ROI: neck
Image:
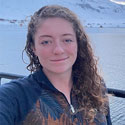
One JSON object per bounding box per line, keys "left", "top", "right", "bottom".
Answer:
{"left": 43, "top": 69, "right": 73, "bottom": 103}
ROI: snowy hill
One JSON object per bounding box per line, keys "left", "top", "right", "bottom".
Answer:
{"left": 0, "top": 0, "right": 125, "bottom": 27}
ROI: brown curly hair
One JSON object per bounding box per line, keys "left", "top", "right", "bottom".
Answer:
{"left": 23, "top": 5, "right": 108, "bottom": 123}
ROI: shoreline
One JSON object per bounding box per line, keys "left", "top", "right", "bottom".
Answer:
{"left": 0, "top": 24, "right": 125, "bottom": 35}
{"left": 0, "top": 22, "right": 125, "bottom": 28}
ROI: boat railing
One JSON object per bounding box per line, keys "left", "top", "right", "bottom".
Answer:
{"left": 0, "top": 72, "right": 125, "bottom": 98}
{"left": 0, "top": 72, "right": 25, "bottom": 84}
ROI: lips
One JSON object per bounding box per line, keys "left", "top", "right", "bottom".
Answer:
{"left": 50, "top": 57, "right": 69, "bottom": 62}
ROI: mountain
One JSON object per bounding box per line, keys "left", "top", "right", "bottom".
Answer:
{"left": 0, "top": 0, "right": 125, "bottom": 27}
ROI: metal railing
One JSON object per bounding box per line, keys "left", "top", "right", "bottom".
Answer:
{"left": 107, "top": 88, "right": 125, "bottom": 98}
{"left": 0, "top": 72, "right": 125, "bottom": 98}
{"left": 0, "top": 72, "right": 25, "bottom": 84}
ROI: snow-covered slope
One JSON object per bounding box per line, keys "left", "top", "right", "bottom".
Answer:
{"left": 0, "top": 0, "right": 125, "bottom": 27}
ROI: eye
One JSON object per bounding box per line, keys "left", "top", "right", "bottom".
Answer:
{"left": 64, "top": 39, "right": 73, "bottom": 43}
{"left": 41, "top": 40, "right": 52, "bottom": 45}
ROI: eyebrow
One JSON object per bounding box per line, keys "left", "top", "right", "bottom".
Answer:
{"left": 39, "top": 35, "right": 52, "bottom": 38}
{"left": 62, "top": 33, "right": 74, "bottom": 36}
{"left": 39, "top": 33, "right": 75, "bottom": 38}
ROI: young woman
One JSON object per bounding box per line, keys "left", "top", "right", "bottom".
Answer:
{"left": 0, "top": 5, "right": 112, "bottom": 125}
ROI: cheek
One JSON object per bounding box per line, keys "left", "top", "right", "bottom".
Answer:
{"left": 71, "top": 43, "right": 78, "bottom": 56}
{"left": 36, "top": 48, "right": 51, "bottom": 60}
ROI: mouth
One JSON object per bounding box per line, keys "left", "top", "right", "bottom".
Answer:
{"left": 50, "top": 57, "right": 69, "bottom": 62}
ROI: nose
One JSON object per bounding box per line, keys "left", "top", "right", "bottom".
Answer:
{"left": 53, "top": 42, "right": 64, "bottom": 55}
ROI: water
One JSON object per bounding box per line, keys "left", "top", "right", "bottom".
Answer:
{"left": 0, "top": 25, "right": 125, "bottom": 124}
{"left": 86, "top": 28, "right": 125, "bottom": 125}
{"left": 86, "top": 27, "right": 125, "bottom": 90}
{"left": 0, "top": 24, "right": 29, "bottom": 76}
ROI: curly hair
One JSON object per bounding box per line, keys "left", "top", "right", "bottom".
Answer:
{"left": 23, "top": 5, "right": 108, "bottom": 123}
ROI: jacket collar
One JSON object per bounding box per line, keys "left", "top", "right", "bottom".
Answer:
{"left": 33, "top": 67, "right": 58, "bottom": 92}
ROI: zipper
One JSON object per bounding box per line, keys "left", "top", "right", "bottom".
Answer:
{"left": 69, "top": 88, "right": 75, "bottom": 114}
{"left": 70, "top": 104, "right": 75, "bottom": 113}
{"left": 45, "top": 81, "right": 76, "bottom": 114}
{"left": 59, "top": 91, "right": 75, "bottom": 114}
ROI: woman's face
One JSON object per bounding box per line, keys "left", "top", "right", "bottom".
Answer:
{"left": 33, "top": 17, "right": 77, "bottom": 74}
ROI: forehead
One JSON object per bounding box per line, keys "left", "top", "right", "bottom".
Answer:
{"left": 36, "top": 17, "right": 75, "bottom": 34}
{"left": 38, "top": 17, "right": 73, "bottom": 28}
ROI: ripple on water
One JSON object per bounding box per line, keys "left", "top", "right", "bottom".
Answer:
{"left": 109, "top": 96, "right": 125, "bottom": 125}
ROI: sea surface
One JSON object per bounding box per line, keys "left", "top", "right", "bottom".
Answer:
{"left": 0, "top": 24, "right": 125, "bottom": 124}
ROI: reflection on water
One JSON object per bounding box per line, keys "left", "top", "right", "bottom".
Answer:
{"left": 0, "top": 25, "right": 125, "bottom": 124}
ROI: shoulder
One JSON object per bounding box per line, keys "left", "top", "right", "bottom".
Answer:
{"left": 0, "top": 73, "right": 43, "bottom": 124}
{"left": 0, "top": 73, "right": 42, "bottom": 99}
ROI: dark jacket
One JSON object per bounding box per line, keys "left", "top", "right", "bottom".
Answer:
{"left": 0, "top": 68, "right": 112, "bottom": 125}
